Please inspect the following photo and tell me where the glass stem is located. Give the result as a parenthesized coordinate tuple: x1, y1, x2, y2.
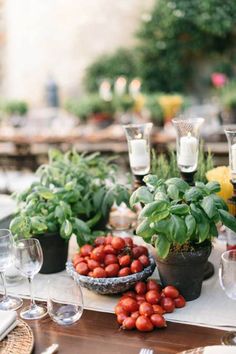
(0, 272, 8, 299)
(28, 277, 36, 307)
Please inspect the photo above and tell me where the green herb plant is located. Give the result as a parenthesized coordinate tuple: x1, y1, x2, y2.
(10, 149, 130, 246)
(130, 175, 236, 259)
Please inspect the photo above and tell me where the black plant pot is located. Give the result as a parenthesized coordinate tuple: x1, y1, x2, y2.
(34, 233, 69, 274)
(156, 244, 212, 301)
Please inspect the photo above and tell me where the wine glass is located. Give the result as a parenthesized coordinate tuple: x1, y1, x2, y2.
(14, 238, 47, 319)
(0, 229, 23, 310)
(47, 275, 84, 326)
(219, 250, 236, 345)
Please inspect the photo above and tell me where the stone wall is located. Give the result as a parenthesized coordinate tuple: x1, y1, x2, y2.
(3, 0, 154, 106)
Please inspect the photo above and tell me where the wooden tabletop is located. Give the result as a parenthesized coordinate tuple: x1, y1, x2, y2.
(21, 302, 225, 354)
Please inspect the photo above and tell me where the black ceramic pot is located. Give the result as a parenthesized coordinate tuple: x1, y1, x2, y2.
(156, 243, 212, 301)
(34, 233, 69, 274)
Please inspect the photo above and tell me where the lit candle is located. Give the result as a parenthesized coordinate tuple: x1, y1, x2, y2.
(129, 139, 150, 174)
(231, 144, 236, 171)
(129, 79, 141, 97)
(114, 76, 127, 96)
(99, 80, 112, 101)
(178, 133, 198, 167)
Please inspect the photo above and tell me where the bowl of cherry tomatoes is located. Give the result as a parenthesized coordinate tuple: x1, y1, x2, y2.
(66, 235, 156, 295)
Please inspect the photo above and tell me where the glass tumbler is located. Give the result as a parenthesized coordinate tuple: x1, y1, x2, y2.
(47, 275, 84, 326)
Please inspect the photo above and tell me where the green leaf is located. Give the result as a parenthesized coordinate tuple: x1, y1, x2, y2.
(170, 204, 189, 215)
(165, 178, 189, 192)
(210, 222, 218, 237)
(211, 194, 228, 211)
(143, 174, 162, 189)
(219, 209, 236, 233)
(73, 218, 91, 235)
(206, 181, 221, 194)
(31, 216, 48, 233)
(185, 214, 196, 237)
(190, 204, 203, 223)
(197, 214, 210, 243)
(154, 191, 169, 202)
(60, 219, 73, 239)
(139, 200, 169, 218)
(155, 235, 170, 259)
(152, 217, 170, 235)
(184, 187, 203, 202)
(54, 205, 65, 223)
(36, 187, 54, 200)
(167, 184, 179, 200)
(150, 209, 170, 223)
(130, 186, 153, 208)
(168, 215, 187, 244)
(200, 195, 217, 219)
(136, 218, 155, 239)
(10, 216, 31, 238)
(86, 212, 102, 228)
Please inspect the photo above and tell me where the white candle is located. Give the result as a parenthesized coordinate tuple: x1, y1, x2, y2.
(231, 144, 236, 171)
(99, 80, 112, 101)
(114, 76, 127, 96)
(129, 79, 141, 97)
(129, 139, 150, 173)
(178, 134, 198, 167)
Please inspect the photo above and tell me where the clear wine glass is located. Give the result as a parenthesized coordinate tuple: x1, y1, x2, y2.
(14, 238, 47, 320)
(0, 229, 23, 310)
(47, 275, 84, 326)
(219, 249, 236, 345)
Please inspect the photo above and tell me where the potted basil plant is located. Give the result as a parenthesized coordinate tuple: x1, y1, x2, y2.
(130, 175, 236, 301)
(10, 149, 130, 274)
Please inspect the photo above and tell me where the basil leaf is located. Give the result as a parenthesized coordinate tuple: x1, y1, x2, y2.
(130, 186, 153, 208)
(200, 195, 217, 219)
(185, 214, 196, 237)
(170, 204, 189, 215)
(219, 209, 236, 233)
(168, 214, 187, 244)
(206, 181, 221, 193)
(139, 200, 169, 218)
(136, 218, 155, 239)
(155, 235, 170, 259)
(165, 178, 189, 192)
(167, 184, 179, 200)
(184, 187, 203, 202)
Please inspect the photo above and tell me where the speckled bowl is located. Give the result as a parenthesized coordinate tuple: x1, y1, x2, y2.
(66, 255, 156, 295)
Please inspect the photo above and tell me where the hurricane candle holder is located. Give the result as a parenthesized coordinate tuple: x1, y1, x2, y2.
(123, 123, 153, 188)
(224, 128, 236, 217)
(172, 117, 205, 185)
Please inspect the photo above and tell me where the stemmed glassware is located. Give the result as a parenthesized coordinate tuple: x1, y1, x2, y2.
(14, 238, 47, 319)
(219, 250, 236, 345)
(0, 229, 23, 310)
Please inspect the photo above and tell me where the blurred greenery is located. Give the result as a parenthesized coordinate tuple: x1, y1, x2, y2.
(1, 100, 28, 116)
(220, 80, 236, 110)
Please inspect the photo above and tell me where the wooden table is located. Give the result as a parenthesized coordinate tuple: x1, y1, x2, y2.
(20, 301, 225, 354)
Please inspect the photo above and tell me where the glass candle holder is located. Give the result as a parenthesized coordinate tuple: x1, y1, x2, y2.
(172, 117, 204, 173)
(225, 128, 236, 182)
(123, 123, 153, 176)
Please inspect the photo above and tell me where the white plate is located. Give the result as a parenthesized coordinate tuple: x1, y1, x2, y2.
(178, 345, 236, 354)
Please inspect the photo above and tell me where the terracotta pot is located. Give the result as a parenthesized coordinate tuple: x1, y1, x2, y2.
(156, 243, 212, 301)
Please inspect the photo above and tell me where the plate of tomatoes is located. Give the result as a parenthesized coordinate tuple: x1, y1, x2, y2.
(66, 235, 156, 295)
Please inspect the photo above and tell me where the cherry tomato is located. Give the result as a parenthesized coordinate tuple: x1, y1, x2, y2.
(103, 244, 117, 255)
(163, 286, 179, 299)
(115, 304, 128, 316)
(135, 316, 154, 332)
(122, 317, 136, 330)
(105, 263, 120, 277)
(136, 295, 146, 304)
(138, 255, 150, 267)
(152, 304, 166, 315)
(131, 260, 143, 273)
(150, 314, 167, 328)
(105, 235, 113, 245)
(104, 254, 118, 266)
(121, 297, 139, 313)
(75, 262, 89, 276)
(111, 237, 126, 251)
(80, 244, 93, 257)
(117, 313, 128, 325)
(147, 279, 162, 293)
(131, 311, 139, 320)
(87, 259, 100, 271)
(174, 295, 186, 308)
(132, 246, 148, 259)
(145, 290, 161, 305)
(160, 297, 175, 313)
(124, 237, 133, 247)
(93, 267, 107, 278)
(135, 281, 147, 295)
(122, 291, 136, 299)
(139, 302, 154, 317)
(91, 246, 105, 262)
(73, 254, 85, 267)
(118, 267, 131, 277)
(88, 271, 94, 277)
(94, 236, 106, 246)
(119, 255, 131, 267)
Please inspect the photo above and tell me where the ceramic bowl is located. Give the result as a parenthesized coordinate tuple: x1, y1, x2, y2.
(66, 255, 156, 295)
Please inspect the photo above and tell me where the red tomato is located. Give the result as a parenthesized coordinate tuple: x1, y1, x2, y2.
(138, 255, 150, 267)
(150, 314, 167, 328)
(124, 237, 133, 247)
(130, 260, 143, 273)
(132, 246, 148, 259)
(111, 237, 125, 251)
(118, 267, 131, 277)
(121, 298, 139, 313)
(160, 297, 175, 313)
(73, 254, 85, 267)
(87, 259, 100, 271)
(88, 271, 94, 277)
(122, 291, 136, 299)
(94, 236, 106, 246)
(152, 304, 166, 315)
(75, 262, 89, 276)
(135, 316, 154, 332)
(105, 263, 120, 277)
(174, 295, 186, 308)
(131, 311, 139, 320)
(145, 290, 161, 305)
(115, 304, 127, 315)
(135, 281, 147, 295)
(122, 317, 136, 330)
(105, 235, 113, 245)
(136, 295, 146, 304)
(139, 302, 154, 317)
(80, 244, 93, 257)
(93, 267, 107, 278)
(91, 246, 105, 262)
(163, 286, 179, 299)
(104, 254, 118, 266)
(119, 255, 131, 267)
(147, 279, 162, 293)
(103, 244, 117, 255)
(117, 313, 128, 325)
